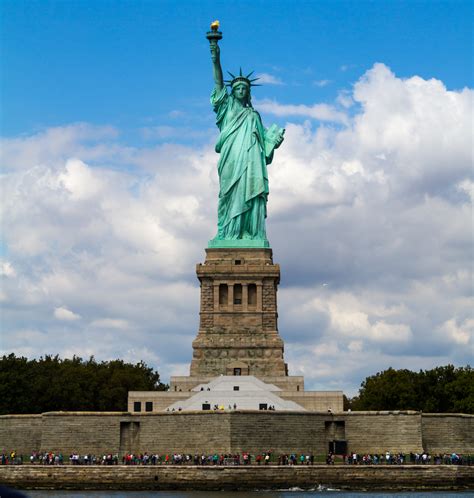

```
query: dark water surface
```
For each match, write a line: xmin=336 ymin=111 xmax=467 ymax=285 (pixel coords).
xmin=23 ymin=491 xmax=474 ymax=497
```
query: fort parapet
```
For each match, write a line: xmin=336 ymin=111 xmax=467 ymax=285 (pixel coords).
xmin=1 ymin=410 xmax=473 ymax=457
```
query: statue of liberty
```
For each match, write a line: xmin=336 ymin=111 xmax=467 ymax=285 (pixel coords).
xmin=206 ymin=22 xmax=284 ymax=248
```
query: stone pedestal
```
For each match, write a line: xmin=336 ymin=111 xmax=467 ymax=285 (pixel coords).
xmin=190 ymin=248 xmax=288 ymax=377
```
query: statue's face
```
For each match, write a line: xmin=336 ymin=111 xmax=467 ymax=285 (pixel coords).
xmin=233 ymin=83 xmax=249 ymax=103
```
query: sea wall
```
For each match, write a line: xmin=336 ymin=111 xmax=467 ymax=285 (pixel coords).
xmin=1 ymin=411 xmax=473 ymax=456
xmin=345 ymin=411 xmax=423 ymax=453
xmin=422 ymin=414 xmax=474 ymax=454
xmin=0 ymin=465 xmax=472 ymax=491
xmin=229 ymin=412 xmax=328 ymax=454
xmin=40 ymin=413 xmax=123 ymax=456
xmin=0 ymin=415 xmax=42 ymax=456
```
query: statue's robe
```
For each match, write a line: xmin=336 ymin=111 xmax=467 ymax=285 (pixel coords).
xmin=211 ymin=87 xmax=273 ymax=240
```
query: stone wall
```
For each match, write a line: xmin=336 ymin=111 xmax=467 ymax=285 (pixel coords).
xmin=422 ymin=414 xmax=474 ymax=454
xmin=127 ymin=392 xmax=191 ymax=412
xmin=0 ymin=415 xmax=42 ymax=454
xmin=1 ymin=465 xmax=472 ymax=491
xmin=345 ymin=411 xmax=423 ymax=453
xmin=280 ymin=391 xmax=344 ymax=412
xmin=1 ymin=411 xmax=473 ymax=457
xmin=139 ymin=412 xmax=231 ymax=454
xmin=40 ymin=413 xmax=123 ymax=455
xmin=229 ymin=412 xmax=328 ymax=454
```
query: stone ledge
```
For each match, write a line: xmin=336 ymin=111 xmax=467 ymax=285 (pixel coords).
xmin=1 ymin=465 xmax=472 ymax=491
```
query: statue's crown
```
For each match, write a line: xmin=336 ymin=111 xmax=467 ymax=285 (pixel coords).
xmin=225 ymin=68 xmax=261 ymax=88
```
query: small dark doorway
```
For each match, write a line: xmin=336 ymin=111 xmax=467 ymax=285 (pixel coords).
xmin=219 ymin=284 xmax=228 ymax=306
xmin=329 ymin=440 xmax=347 ymax=455
xmin=119 ymin=421 xmax=140 ymax=455
xmin=234 ymin=284 xmax=242 ymax=305
xmin=248 ymin=284 xmax=257 ymax=306
xmin=233 ymin=368 xmax=241 ymax=376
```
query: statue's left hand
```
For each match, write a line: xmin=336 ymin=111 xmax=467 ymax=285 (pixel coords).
xmin=274 ymin=129 xmax=285 ymax=149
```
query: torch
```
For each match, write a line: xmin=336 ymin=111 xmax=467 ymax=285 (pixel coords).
xmin=206 ymin=20 xmax=222 ymax=44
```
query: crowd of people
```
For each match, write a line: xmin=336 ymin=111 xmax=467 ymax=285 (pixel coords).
xmin=1 ymin=450 xmax=472 ymax=466
xmin=342 ymin=451 xmax=471 ymax=465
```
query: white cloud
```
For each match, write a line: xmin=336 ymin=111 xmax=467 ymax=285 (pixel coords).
xmin=54 ymin=306 xmax=81 ymax=321
xmin=141 ymin=126 xmax=212 ymax=141
xmin=313 ymin=79 xmax=331 ymax=87
xmin=90 ymin=318 xmax=129 ymax=330
xmin=1 ymin=63 xmax=472 ymax=396
xmin=255 ymin=73 xmax=284 ymax=85
xmin=438 ymin=318 xmax=473 ymax=345
xmin=457 ymin=179 xmax=474 ymax=202
xmin=0 ymin=261 xmax=16 ymax=278
xmin=58 ymin=158 xmax=104 ymax=201
xmin=255 ymin=99 xmax=349 ymax=125
xmin=337 ymin=91 xmax=354 ymax=108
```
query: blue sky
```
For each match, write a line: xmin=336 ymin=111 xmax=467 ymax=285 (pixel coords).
xmin=1 ymin=1 xmax=473 ymax=395
xmin=2 ymin=1 xmax=472 ymax=138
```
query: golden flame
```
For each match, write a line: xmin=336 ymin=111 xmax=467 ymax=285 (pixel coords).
xmin=210 ymin=20 xmax=220 ymax=31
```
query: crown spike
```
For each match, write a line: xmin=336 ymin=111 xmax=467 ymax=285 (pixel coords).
xmin=226 ymin=68 xmax=264 ymax=89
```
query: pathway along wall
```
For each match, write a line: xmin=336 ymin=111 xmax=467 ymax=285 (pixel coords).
xmin=0 ymin=411 xmax=473 ymax=456
xmin=0 ymin=465 xmax=473 ymax=491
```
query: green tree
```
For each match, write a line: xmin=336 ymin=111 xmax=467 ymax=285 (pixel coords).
xmin=0 ymin=354 xmax=167 ymax=414
xmin=350 ymin=365 xmax=473 ymax=413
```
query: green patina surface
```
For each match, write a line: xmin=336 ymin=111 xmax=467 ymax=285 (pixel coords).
xmin=207 ymin=24 xmax=284 ymax=249
xmin=208 ymin=238 xmax=270 ymax=248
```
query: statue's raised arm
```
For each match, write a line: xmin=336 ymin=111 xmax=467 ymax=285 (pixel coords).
xmin=207 ymin=21 xmax=223 ymax=91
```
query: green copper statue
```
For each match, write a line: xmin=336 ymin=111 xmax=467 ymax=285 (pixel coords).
xmin=206 ymin=21 xmax=284 ymax=248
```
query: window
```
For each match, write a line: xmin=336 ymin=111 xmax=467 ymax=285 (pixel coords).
xmin=233 ymin=368 xmax=241 ymax=376
xmin=219 ymin=284 xmax=228 ymax=306
xmin=233 ymin=386 xmax=240 ymax=391
xmin=234 ymin=284 xmax=242 ymax=305
xmin=145 ymin=401 xmax=153 ymax=412
xmin=297 ymin=385 xmax=300 ymax=392
xmin=235 ymin=259 xmax=241 ymax=265
xmin=202 ymin=403 xmax=211 ymax=410
xmin=133 ymin=401 xmax=142 ymax=412
xmin=259 ymin=403 xmax=268 ymax=410
xmin=248 ymin=283 xmax=257 ymax=306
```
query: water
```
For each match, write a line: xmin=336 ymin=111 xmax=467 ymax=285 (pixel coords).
xmin=22 ymin=491 xmax=474 ymax=498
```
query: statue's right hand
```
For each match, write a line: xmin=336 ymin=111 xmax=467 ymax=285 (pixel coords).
xmin=210 ymin=42 xmax=220 ymax=62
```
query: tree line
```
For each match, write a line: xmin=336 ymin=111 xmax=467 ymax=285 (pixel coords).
xmin=346 ymin=365 xmax=473 ymax=413
xmin=0 ymin=354 xmax=167 ymax=414
xmin=1 ymin=355 xmax=472 ymax=414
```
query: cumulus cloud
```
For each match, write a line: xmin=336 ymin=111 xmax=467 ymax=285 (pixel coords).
xmin=141 ymin=126 xmax=213 ymax=141
xmin=90 ymin=318 xmax=130 ymax=330
xmin=255 ymin=73 xmax=284 ymax=85
xmin=54 ymin=307 xmax=81 ymax=321
xmin=1 ymin=63 xmax=472 ymax=395
xmin=255 ymin=99 xmax=349 ymax=125
xmin=0 ymin=262 xmax=16 ymax=278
